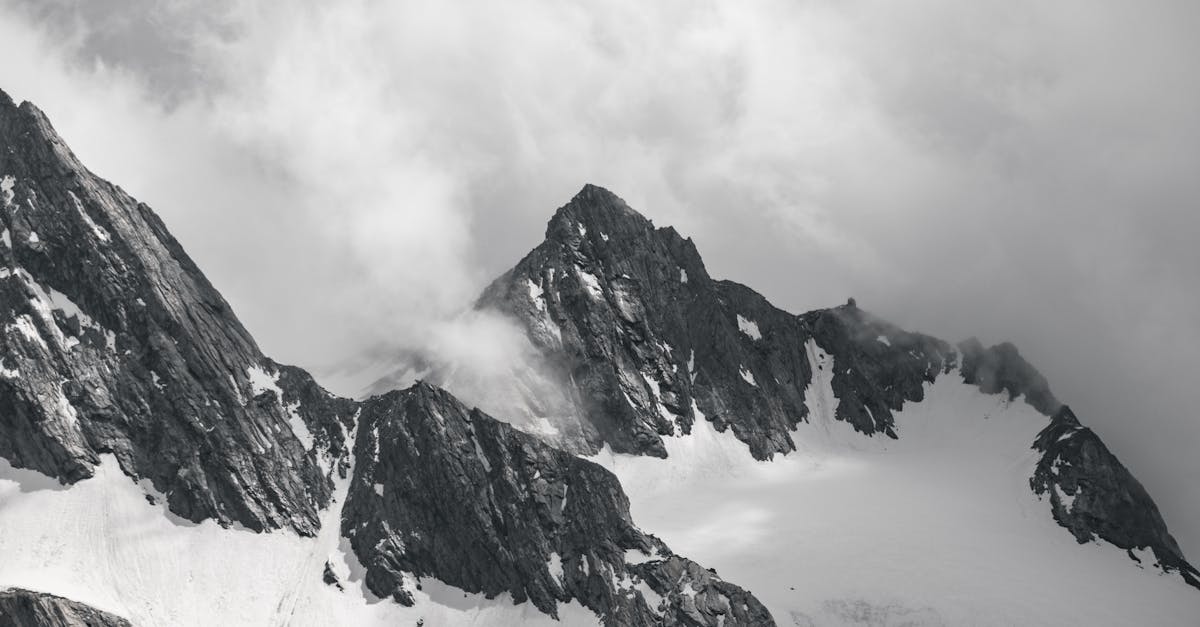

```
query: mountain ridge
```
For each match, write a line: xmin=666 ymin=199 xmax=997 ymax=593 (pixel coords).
xmin=0 ymin=88 xmax=774 ymax=626
xmin=477 ymin=182 xmax=1200 ymax=591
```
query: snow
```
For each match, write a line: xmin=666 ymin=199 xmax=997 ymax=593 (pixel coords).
xmin=0 ymin=357 xmax=18 ymax=379
xmin=27 ymin=231 xmax=38 ymax=244
xmin=738 ymin=365 xmax=757 ymax=387
xmin=10 ymin=314 xmax=46 ymax=350
xmin=577 ymin=223 xmax=587 ymax=237
xmin=877 ymin=335 xmax=891 ymax=346
xmin=576 ymin=267 xmax=605 ymax=300
xmin=247 ymin=364 xmax=284 ymax=399
xmin=372 ymin=483 xmax=384 ymax=497
xmin=6 ymin=270 xmax=118 ymax=354
xmin=247 ymin=364 xmax=315 ymax=451
xmin=593 ymin=374 xmax=1200 ymax=626
xmin=547 ymin=552 xmax=564 ymax=583
xmin=0 ymin=175 xmax=13 ymax=206
xmin=736 ymin=314 xmax=762 ymax=340
xmin=0 ymin=453 xmax=602 ymax=626
xmin=525 ymin=278 xmax=545 ymax=311
xmin=680 ymin=268 xmax=688 ymax=283
xmin=67 ymin=191 xmax=111 ymax=243
xmin=150 ymin=371 xmax=165 ymax=391
xmin=624 ymin=547 xmax=661 ymax=565
xmin=600 ymin=232 xmax=610 ymax=242
xmin=688 ymin=350 xmax=697 ymax=383
xmin=1 ymin=229 xmax=10 ymax=248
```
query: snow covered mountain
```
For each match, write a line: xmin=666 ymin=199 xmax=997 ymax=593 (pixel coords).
xmin=0 ymin=90 xmax=770 ymax=626
xmin=468 ymin=184 xmax=1200 ymax=624
xmin=1 ymin=85 xmax=1197 ymax=626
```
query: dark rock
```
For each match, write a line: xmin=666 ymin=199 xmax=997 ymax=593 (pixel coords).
xmin=0 ymin=92 xmax=354 ymax=534
xmin=340 ymin=381 xmax=775 ymax=626
xmin=0 ymin=588 xmax=131 ymax=627
xmin=323 ymin=561 xmax=344 ymax=591
xmin=1032 ymin=406 xmax=1200 ymax=589
xmin=477 ymin=184 xmax=955 ymax=459
xmin=0 ymin=94 xmax=774 ymax=624
xmin=477 ymin=183 xmax=1199 ymax=590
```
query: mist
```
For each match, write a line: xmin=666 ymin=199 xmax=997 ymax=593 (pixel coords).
xmin=0 ymin=0 xmax=1196 ymax=557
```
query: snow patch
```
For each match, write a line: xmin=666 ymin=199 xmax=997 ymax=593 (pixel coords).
xmin=876 ymin=335 xmax=891 ymax=346
xmin=600 ymin=232 xmax=610 ymax=242
xmin=526 ymin=278 xmax=545 ymax=311
xmin=1 ymin=229 xmax=10 ymax=248
xmin=247 ymin=364 xmax=283 ymax=399
xmin=373 ymin=483 xmax=384 ymax=497
xmin=576 ymin=267 xmax=605 ymax=300
xmin=547 ymin=552 xmax=564 ymax=583
xmin=27 ymin=231 xmax=39 ymax=244
xmin=736 ymin=315 xmax=762 ymax=340
xmin=0 ymin=175 xmax=13 ymax=206
xmin=67 ymin=191 xmax=111 ymax=243
xmin=624 ymin=546 xmax=661 ymax=565
xmin=680 ymin=268 xmax=688 ymax=283
xmin=738 ymin=366 xmax=757 ymax=387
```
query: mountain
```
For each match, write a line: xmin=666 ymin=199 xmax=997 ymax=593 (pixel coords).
xmin=472 ymin=184 xmax=1200 ymax=623
xmin=0 ymin=589 xmax=131 ymax=627
xmin=0 ymin=90 xmax=771 ymax=626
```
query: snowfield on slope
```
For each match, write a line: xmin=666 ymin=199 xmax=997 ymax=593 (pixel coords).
xmin=594 ymin=369 xmax=1200 ymax=626
xmin=0 ymin=454 xmax=599 ymax=627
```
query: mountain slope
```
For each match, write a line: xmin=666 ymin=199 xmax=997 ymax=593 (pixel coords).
xmin=0 ymin=91 xmax=772 ymax=626
xmin=475 ymin=184 xmax=1200 ymax=613
xmin=0 ymin=89 xmax=344 ymax=534
xmin=0 ymin=588 xmax=131 ymax=627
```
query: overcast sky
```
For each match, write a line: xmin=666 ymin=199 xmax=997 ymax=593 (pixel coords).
xmin=1 ymin=0 xmax=1197 ymax=557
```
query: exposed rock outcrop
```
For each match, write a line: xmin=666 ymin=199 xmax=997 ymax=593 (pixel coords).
xmin=0 ymin=89 xmax=347 ymax=534
xmin=477 ymin=184 xmax=957 ymax=459
xmin=0 ymin=589 xmax=130 ymax=627
xmin=341 ymin=382 xmax=774 ymax=626
xmin=477 ymin=183 xmax=1199 ymax=589
xmin=1033 ymin=406 xmax=1200 ymax=589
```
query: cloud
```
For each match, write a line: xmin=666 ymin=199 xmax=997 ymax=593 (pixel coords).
xmin=1 ymin=0 xmax=1197 ymax=556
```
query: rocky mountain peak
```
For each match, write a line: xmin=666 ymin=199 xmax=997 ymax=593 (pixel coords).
xmin=478 ymin=186 xmax=1200 ymax=591
xmin=1 ymin=88 xmax=339 ymax=534
xmin=1 ymin=93 xmax=777 ymax=624
xmin=546 ymin=184 xmax=647 ymax=239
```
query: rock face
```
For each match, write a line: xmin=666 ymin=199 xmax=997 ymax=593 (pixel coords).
xmin=1033 ymin=406 xmax=1200 ymax=588
xmin=478 ymin=184 xmax=958 ymax=459
xmin=0 ymin=91 xmax=774 ymax=624
xmin=0 ymin=589 xmax=131 ymax=627
xmin=478 ymin=183 xmax=1199 ymax=589
xmin=0 ymin=89 xmax=352 ymax=534
xmin=342 ymin=382 xmax=774 ymax=626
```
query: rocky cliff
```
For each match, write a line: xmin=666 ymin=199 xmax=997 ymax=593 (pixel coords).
xmin=0 ymin=589 xmax=130 ymax=627
xmin=478 ymin=183 xmax=1199 ymax=589
xmin=0 ymin=89 xmax=773 ymax=624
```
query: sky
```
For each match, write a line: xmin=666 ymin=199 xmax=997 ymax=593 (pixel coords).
xmin=0 ymin=0 xmax=1197 ymax=557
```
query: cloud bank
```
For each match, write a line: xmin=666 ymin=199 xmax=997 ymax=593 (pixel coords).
xmin=1 ymin=0 xmax=1197 ymax=555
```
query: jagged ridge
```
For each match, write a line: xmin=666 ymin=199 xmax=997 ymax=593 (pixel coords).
xmin=478 ymin=183 xmax=1199 ymax=589
xmin=0 ymin=91 xmax=774 ymax=624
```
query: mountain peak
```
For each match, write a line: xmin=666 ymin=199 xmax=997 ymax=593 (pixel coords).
xmin=545 ymin=183 xmax=651 ymax=243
